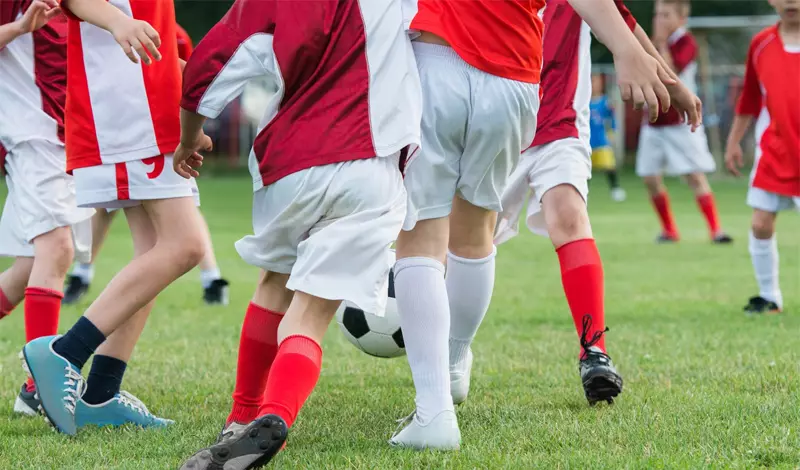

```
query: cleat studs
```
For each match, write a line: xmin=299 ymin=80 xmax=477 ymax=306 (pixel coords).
xmin=249 ymin=428 xmax=260 ymax=438
xmin=216 ymin=448 xmax=229 ymax=459
xmin=258 ymin=440 xmax=270 ymax=450
xmin=272 ymin=430 xmax=283 ymax=439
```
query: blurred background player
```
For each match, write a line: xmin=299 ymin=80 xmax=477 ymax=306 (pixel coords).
xmin=23 ymin=0 xmax=206 ymax=435
xmin=63 ymin=22 xmax=229 ymax=307
xmin=590 ymin=73 xmax=626 ymax=202
xmin=176 ymin=0 xmax=421 ymax=467
xmin=636 ymin=0 xmax=732 ymax=244
xmin=0 ymin=1 xmax=95 ymax=416
xmin=724 ymin=0 xmax=799 ymax=315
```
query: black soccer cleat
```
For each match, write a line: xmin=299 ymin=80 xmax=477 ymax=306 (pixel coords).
xmin=743 ymin=296 xmax=782 ymax=315
xmin=655 ymin=232 xmax=680 ymax=244
xmin=203 ymin=279 xmax=230 ymax=306
xmin=13 ymin=382 xmax=41 ymax=417
xmin=713 ymin=232 xmax=734 ymax=244
xmin=62 ymin=275 xmax=90 ymax=305
xmin=181 ymin=415 xmax=288 ymax=470
xmin=578 ymin=315 xmax=623 ymax=406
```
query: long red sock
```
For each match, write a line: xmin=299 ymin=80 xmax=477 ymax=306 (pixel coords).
xmin=227 ymin=302 xmax=284 ymax=425
xmin=24 ymin=287 xmax=63 ymax=389
xmin=696 ymin=193 xmax=721 ymax=237
xmin=651 ymin=192 xmax=679 ymax=237
xmin=0 ymin=286 xmax=18 ymax=319
xmin=257 ymin=335 xmax=322 ymax=428
xmin=557 ymin=239 xmax=607 ymax=359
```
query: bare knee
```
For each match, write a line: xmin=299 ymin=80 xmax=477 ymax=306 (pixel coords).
xmin=685 ymin=172 xmax=711 ymax=195
xmin=751 ymin=210 xmax=776 ymax=239
xmin=448 ymin=197 xmax=496 ymax=259
xmin=541 ymin=185 xmax=592 ymax=248
xmin=396 ymin=217 xmax=450 ymax=263
xmin=642 ymin=176 xmax=664 ymax=196
xmin=33 ymin=226 xmax=74 ymax=274
xmin=253 ymin=271 xmax=293 ymax=313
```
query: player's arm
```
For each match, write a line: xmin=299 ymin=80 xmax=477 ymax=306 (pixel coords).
xmin=568 ymin=0 xmax=673 ymax=121
xmin=61 ymin=0 xmax=161 ymax=64
xmin=725 ymin=42 xmax=762 ymax=177
xmin=0 ymin=0 xmax=60 ymax=50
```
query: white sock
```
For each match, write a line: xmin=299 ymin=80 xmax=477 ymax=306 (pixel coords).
xmin=71 ymin=263 xmax=94 ymax=284
xmin=394 ymin=257 xmax=454 ymax=423
xmin=200 ymin=268 xmax=222 ymax=289
xmin=446 ymin=248 xmax=496 ymax=367
xmin=749 ymin=231 xmax=782 ymax=307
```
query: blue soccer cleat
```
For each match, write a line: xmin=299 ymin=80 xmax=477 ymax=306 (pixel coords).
xmin=75 ymin=391 xmax=174 ymax=429
xmin=22 ymin=336 xmax=85 ymax=435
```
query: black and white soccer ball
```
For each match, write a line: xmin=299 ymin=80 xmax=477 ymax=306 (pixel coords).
xmin=335 ymin=251 xmax=405 ymax=358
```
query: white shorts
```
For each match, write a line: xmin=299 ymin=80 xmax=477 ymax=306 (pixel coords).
xmin=495 ymin=138 xmax=591 ymax=244
xmin=747 ymin=186 xmax=800 ymax=213
xmin=0 ymin=140 xmax=94 ymax=262
xmin=635 ymin=124 xmax=716 ymax=177
xmin=403 ymin=42 xmax=539 ymax=230
xmin=73 ymin=154 xmax=199 ymax=209
xmin=235 ymin=155 xmax=406 ymax=315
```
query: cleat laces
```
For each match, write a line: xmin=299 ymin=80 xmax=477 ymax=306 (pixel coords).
xmin=118 ymin=391 xmax=154 ymax=418
xmin=390 ymin=411 xmax=416 ymax=441
xmin=579 ymin=315 xmax=610 ymax=361
xmin=62 ymin=367 xmax=86 ymax=415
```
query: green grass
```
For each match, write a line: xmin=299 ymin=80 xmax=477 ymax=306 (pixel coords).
xmin=0 ymin=174 xmax=798 ymax=469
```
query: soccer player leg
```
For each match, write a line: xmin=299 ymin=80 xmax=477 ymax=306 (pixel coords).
xmin=65 ymin=209 xmax=116 ymax=305
xmin=636 ymin=126 xmax=679 ymax=241
xmin=197 ymin=212 xmax=230 ymax=306
xmin=744 ymin=187 xmax=788 ymax=315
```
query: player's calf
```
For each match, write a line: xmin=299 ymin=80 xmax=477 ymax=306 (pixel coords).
xmin=0 ymin=258 xmax=33 ymax=319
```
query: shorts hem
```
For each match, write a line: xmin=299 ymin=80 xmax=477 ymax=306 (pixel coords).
xmin=76 ymin=186 xmax=194 ymax=209
xmin=24 ymin=212 xmax=94 ymax=243
xmin=286 ymin=279 xmax=381 ymax=315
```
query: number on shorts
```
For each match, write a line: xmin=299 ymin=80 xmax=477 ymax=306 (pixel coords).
xmin=143 ymin=155 xmax=165 ymax=180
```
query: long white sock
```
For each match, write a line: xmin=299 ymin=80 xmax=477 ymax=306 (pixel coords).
xmin=447 ymin=248 xmax=496 ymax=367
xmin=200 ymin=268 xmax=222 ymax=289
xmin=749 ymin=231 xmax=782 ymax=307
xmin=71 ymin=263 xmax=94 ymax=284
xmin=394 ymin=257 xmax=454 ymax=424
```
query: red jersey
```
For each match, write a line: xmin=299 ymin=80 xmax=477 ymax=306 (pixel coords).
xmin=651 ymin=27 xmax=698 ymax=127
xmin=531 ymin=0 xmax=637 ymax=148
xmin=176 ymin=24 xmax=193 ymax=61
xmin=736 ymin=25 xmax=800 ymax=197
xmin=411 ymin=0 xmax=544 ymax=84
xmin=63 ymin=0 xmax=182 ymax=172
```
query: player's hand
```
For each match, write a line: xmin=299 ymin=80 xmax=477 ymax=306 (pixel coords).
xmin=16 ymin=0 xmax=61 ymax=34
xmin=109 ymin=17 xmax=161 ymax=65
xmin=613 ymin=44 xmax=675 ymax=122
xmin=666 ymin=81 xmax=703 ymax=131
xmin=724 ymin=142 xmax=745 ymax=177
xmin=174 ymin=131 xmax=212 ymax=179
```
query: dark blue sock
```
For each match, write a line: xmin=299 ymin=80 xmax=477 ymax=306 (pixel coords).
xmin=52 ymin=316 xmax=106 ymax=370
xmin=83 ymin=355 xmax=127 ymax=405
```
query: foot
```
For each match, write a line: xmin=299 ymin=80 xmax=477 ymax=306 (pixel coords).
xmin=217 ymin=421 xmax=248 ymax=444
xmin=743 ymin=296 xmax=782 ymax=315
xmin=203 ymin=279 xmax=230 ymax=306
xmin=389 ymin=410 xmax=461 ymax=450
xmin=13 ymin=382 xmax=41 ymax=417
xmin=75 ymin=391 xmax=174 ymax=429
xmin=450 ymin=348 xmax=473 ymax=405
xmin=656 ymin=232 xmax=680 ymax=244
xmin=610 ymin=187 xmax=627 ymax=202
xmin=580 ymin=346 xmax=623 ymax=405
xmin=712 ymin=232 xmax=733 ymax=244
xmin=62 ymin=275 xmax=90 ymax=305
xmin=180 ymin=415 xmax=288 ymax=470
xmin=22 ymin=336 xmax=84 ymax=435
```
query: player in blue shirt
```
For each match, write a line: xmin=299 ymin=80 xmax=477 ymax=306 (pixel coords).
xmin=590 ymin=73 xmax=626 ymax=201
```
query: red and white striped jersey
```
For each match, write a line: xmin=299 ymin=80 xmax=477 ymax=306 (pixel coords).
xmin=650 ymin=27 xmax=698 ymax=127
xmin=181 ymin=0 xmax=422 ymax=191
xmin=0 ymin=1 xmax=67 ymax=149
xmin=531 ymin=0 xmax=637 ymax=149
xmin=63 ymin=0 xmax=182 ymax=172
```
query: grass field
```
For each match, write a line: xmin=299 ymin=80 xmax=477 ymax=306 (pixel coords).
xmin=0 ymin=174 xmax=798 ymax=469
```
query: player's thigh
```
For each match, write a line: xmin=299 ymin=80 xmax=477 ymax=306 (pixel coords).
xmin=635 ymin=126 xmax=667 ymax=177
xmin=663 ymin=126 xmax=716 ymax=176
xmin=459 ymin=74 xmax=539 ymax=213
xmin=289 ymin=156 xmax=406 ymax=314
xmin=122 ymin=204 xmax=157 ymax=257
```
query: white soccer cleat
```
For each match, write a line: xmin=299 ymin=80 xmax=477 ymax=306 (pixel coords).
xmin=450 ymin=348 xmax=473 ymax=405
xmin=610 ymin=187 xmax=627 ymax=202
xmin=389 ymin=410 xmax=461 ymax=450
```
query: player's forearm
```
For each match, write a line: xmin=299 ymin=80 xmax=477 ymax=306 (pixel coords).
xmin=726 ymin=115 xmax=754 ymax=147
xmin=0 ymin=20 xmax=26 ymax=50
xmin=179 ymin=108 xmax=207 ymax=144
xmin=569 ymin=0 xmax=642 ymax=56
xmin=633 ymin=25 xmax=680 ymax=80
xmin=62 ymin=0 xmax=129 ymax=33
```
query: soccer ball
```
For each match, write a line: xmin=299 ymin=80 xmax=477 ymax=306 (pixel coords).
xmin=335 ymin=251 xmax=405 ymax=358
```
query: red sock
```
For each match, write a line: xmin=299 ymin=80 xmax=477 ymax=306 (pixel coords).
xmin=556 ymin=239 xmax=607 ymax=359
xmin=0 ymin=286 xmax=18 ymax=319
xmin=651 ymin=192 xmax=679 ymax=237
xmin=24 ymin=287 xmax=63 ymax=389
xmin=227 ymin=303 xmax=284 ymax=425
xmin=696 ymin=193 xmax=721 ymax=237
xmin=257 ymin=335 xmax=322 ymax=428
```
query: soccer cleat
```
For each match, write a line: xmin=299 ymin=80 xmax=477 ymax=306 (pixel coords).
xmin=180 ymin=415 xmax=288 ymax=470
xmin=578 ymin=315 xmax=623 ymax=406
xmin=216 ymin=421 xmax=248 ymax=444
xmin=743 ymin=296 xmax=782 ymax=315
xmin=62 ymin=275 xmax=90 ymax=305
xmin=450 ymin=348 xmax=473 ymax=405
xmin=13 ymin=382 xmax=41 ymax=417
xmin=655 ymin=232 xmax=679 ymax=244
xmin=712 ymin=232 xmax=734 ymax=244
xmin=389 ymin=410 xmax=461 ymax=450
xmin=203 ymin=279 xmax=230 ymax=306
xmin=610 ymin=187 xmax=627 ymax=202
xmin=75 ymin=391 xmax=174 ymax=429
xmin=22 ymin=336 xmax=85 ymax=435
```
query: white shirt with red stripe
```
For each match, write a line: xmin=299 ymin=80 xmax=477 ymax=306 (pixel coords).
xmin=181 ymin=0 xmax=422 ymax=191
xmin=0 ymin=1 xmax=67 ymax=150
xmin=64 ymin=0 xmax=182 ymax=172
